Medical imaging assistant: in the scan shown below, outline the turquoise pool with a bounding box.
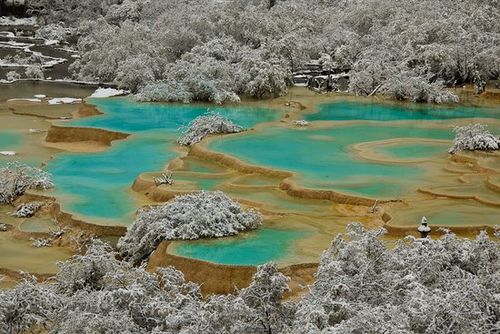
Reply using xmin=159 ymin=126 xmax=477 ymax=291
xmin=306 ymin=101 xmax=500 ymax=122
xmin=209 ymin=124 xmax=453 ymax=198
xmin=172 ymin=228 xmax=305 ymax=266
xmin=46 ymin=98 xmax=281 ymax=224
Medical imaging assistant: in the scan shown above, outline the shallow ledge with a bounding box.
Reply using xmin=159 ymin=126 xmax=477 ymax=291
xmin=147 ymin=240 xmax=317 ymax=297
xmin=45 ymin=124 xmax=129 ymax=146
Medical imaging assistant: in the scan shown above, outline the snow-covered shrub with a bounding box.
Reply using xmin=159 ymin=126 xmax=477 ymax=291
xmin=449 ymin=123 xmax=500 ymax=154
xmin=6 ymin=71 xmax=21 ymax=82
xmin=25 ymin=65 xmax=44 ymax=80
xmin=118 ymin=191 xmax=262 ymax=263
xmin=0 ymin=162 xmax=54 ymax=204
xmin=0 ymin=223 xmax=8 ymax=231
xmin=177 ymin=111 xmax=245 ymax=146
xmin=11 ymin=202 xmax=44 ymax=218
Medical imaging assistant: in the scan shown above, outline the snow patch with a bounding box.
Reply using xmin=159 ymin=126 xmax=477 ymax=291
xmin=7 ymin=98 xmax=42 ymax=103
xmin=0 ymin=151 xmax=16 ymax=156
xmin=90 ymin=87 xmax=128 ymax=98
xmin=34 ymin=94 xmax=46 ymax=99
xmin=48 ymin=97 xmax=82 ymax=105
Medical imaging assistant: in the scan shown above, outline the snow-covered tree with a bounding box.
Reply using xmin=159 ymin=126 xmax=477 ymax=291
xmin=118 ymin=191 xmax=262 ymax=264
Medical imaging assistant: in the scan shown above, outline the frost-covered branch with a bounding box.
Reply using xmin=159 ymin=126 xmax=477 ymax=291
xmin=11 ymin=201 xmax=44 ymax=218
xmin=118 ymin=191 xmax=262 ymax=263
xmin=154 ymin=172 xmax=173 ymax=186
xmin=177 ymin=111 xmax=245 ymax=146
xmin=0 ymin=162 xmax=54 ymax=204
xmin=448 ymin=123 xmax=500 ymax=154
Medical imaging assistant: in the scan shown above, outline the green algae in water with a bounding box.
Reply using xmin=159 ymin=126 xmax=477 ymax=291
xmin=306 ymin=101 xmax=500 ymax=122
xmin=172 ymin=228 xmax=305 ymax=266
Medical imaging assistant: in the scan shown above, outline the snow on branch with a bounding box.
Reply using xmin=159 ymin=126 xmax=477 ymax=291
xmin=11 ymin=202 xmax=44 ymax=218
xmin=448 ymin=123 xmax=500 ymax=154
xmin=0 ymin=162 xmax=54 ymax=204
xmin=118 ymin=191 xmax=262 ymax=263
xmin=177 ymin=111 xmax=245 ymax=146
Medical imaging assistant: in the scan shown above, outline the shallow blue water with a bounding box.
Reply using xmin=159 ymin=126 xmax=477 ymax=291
xmin=209 ymin=124 xmax=453 ymax=198
xmin=172 ymin=228 xmax=305 ymax=265
xmin=306 ymin=101 xmax=500 ymax=122
xmin=46 ymin=98 xmax=280 ymax=224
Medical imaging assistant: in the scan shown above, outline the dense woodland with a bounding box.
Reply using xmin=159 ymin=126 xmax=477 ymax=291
xmin=1 ymin=224 xmax=499 ymax=333
xmin=22 ymin=0 xmax=500 ymax=103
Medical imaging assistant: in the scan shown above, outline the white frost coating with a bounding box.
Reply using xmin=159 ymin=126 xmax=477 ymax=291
xmin=177 ymin=111 xmax=245 ymax=146
xmin=0 ymin=161 xmax=54 ymax=204
xmin=293 ymin=120 xmax=309 ymax=127
xmin=118 ymin=191 xmax=262 ymax=263
xmin=448 ymin=123 xmax=500 ymax=154
xmin=7 ymin=98 xmax=42 ymax=103
xmin=89 ymin=87 xmax=128 ymax=98
xmin=47 ymin=97 xmax=82 ymax=105
xmin=11 ymin=202 xmax=44 ymax=218
xmin=0 ymin=151 xmax=16 ymax=156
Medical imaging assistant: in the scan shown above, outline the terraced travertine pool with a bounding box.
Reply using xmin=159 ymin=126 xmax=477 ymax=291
xmin=46 ymin=98 xmax=280 ymax=224
xmin=2 ymin=97 xmax=500 ymax=266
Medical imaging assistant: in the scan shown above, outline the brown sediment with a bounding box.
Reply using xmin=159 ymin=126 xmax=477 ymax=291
xmin=189 ymin=144 xmax=292 ymax=178
xmin=45 ymin=125 xmax=129 ymax=146
xmin=77 ymin=102 xmax=102 ymax=117
xmin=44 ymin=140 xmax=111 ymax=153
xmin=486 ymin=176 xmax=500 ymax=193
xmin=0 ymin=267 xmax=52 ymax=282
xmin=450 ymin=152 xmax=495 ymax=173
xmin=147 ymin=241 xmax=317 ymax=297
xmin=280 ymin=179 xmax=396 ymax=206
